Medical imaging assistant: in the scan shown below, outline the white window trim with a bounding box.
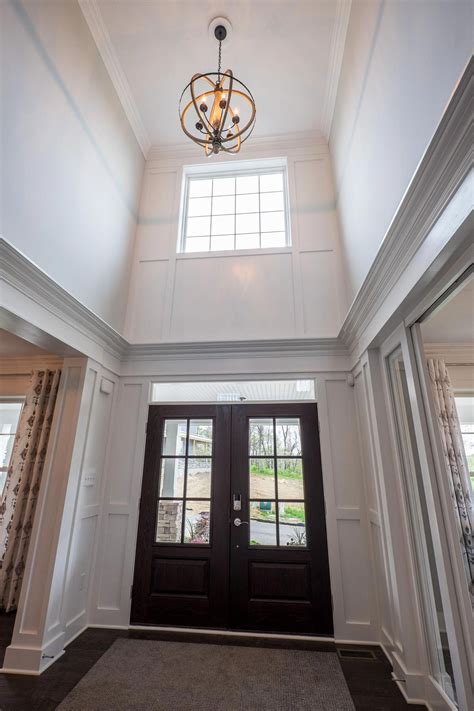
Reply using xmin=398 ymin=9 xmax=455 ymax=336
xmin=177 ymin=157 xmax=291 ymax=255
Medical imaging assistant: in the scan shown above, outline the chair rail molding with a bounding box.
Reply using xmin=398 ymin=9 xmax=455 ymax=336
xmin=339 ymin=57 xmax=473 ymax=361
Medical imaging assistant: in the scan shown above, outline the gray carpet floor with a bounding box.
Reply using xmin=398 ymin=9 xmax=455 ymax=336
xmin=57 ymin=638 xmax=355 ymax=710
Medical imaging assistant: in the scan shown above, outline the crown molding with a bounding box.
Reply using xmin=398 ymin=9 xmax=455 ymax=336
xmin=0 ymin=238 xmax=128 ymax=362
xmin=124 ymin=338 xmax=348 ymax=362
xmin=321 ymin=0 xmax=352 ymax=139
xmin=78 ymin=0 xmax=151 ymax=157
xmin=340 ymin=57 xmax=474 ymax=357
xmin=146 ymin=130 xmax=328 ymax=165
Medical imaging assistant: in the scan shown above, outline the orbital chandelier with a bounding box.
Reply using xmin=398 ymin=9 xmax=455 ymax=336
xmin=179 ymin=22 xmax=256 ymax=155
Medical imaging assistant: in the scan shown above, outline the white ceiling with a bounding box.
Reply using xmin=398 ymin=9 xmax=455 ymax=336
xmin=84 ymin=0 xmax=350 ymax=153
xmin=0 ymin=329 xmax=53 ymax=357
xmin=421 ymin=278 xmax=474 ymax=345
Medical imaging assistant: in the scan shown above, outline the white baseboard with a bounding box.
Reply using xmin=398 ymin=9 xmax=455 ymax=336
xmin=1 ymin=649 xmax=65 ymax=675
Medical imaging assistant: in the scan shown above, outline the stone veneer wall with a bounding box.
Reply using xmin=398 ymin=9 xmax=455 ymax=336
xmin=156 ymin=501 xmax=182 ymax=542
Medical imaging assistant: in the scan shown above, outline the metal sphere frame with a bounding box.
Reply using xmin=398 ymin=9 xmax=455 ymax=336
xmin=178 ymin=25 xmax=256 ymax=155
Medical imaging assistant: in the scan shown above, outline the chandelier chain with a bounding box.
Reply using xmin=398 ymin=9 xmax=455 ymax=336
xmin=217 ymin=40 xmax=222 ymax=79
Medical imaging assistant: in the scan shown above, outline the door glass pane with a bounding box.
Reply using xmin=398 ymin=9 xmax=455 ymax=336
xmin=159 ymin=458 xmax=185 ymax=497
xmin=186 ymin=458 xmax=212 ymax=498
xmin=250 ymin=501 xmax=276 ymax=546
xmin=157 ymin=417 xmax=213 ymax=546
xmin=277 ymin=458 xmax=304 ymax=499
xmin=156 ymin=500 xmax=183 ymax=543
xmin=162 ymin=420 xmax=187 ymax=455
xmin=248 ymin=417 xmax=307 ymax=548
xmin=249 ymin=458 xmax=275 ymax=498
xmin=184 ymin=500 xmax=211 ymax=543
xmin=188 ymin=419 xmax=213 ymax=455
xmin=275 ymin=418 xmax=302 ymax=456
xmin=249 ymin=419 xmax=274 ymax=456
xmin=388 ymin=348 xmax=457 ymax=703
xmin=279 ymin=502 xmax=306 ymax=547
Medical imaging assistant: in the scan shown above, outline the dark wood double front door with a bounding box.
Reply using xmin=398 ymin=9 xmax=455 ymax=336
xmin=131 ymin=403 xmax=333 ymax=635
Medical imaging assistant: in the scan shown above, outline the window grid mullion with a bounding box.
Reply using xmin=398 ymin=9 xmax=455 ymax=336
xmin=234 ymin=178 xmax=237 ymax=250
xmin=273 ymin=418 xmax=280 ymax=546
xmin=257 ymin=176 xmax=261 ymax=249
xmin=209 ymin=180 xmax=214 ymax=251
xmin=181 ymin=419 xmax=190 ymax=543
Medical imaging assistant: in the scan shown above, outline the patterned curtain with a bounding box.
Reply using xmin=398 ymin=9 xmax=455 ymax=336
xmin=0 ymin=369 xmax=61 ymax=612
xmin=427 ymin=359 xmax=474 ymax=603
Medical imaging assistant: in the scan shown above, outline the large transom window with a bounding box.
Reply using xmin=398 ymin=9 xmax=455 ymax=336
xmin=180 ymin=163 xmax=289 ymax=253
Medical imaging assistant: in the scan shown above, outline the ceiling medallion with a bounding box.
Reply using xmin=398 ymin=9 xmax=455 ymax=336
xmin=179 ymin=21 xmax=256 ymax=155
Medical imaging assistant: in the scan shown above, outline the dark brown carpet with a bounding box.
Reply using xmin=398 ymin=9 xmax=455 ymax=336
xmin=57 ymin=637 xmax=355 ymax=710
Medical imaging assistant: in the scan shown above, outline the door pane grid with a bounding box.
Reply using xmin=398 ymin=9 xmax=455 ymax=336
xmin=156 ymin=418 xmax=213 ymax=545
xmin=249 ymin=417 xmax=306 ymax=547
xmin=273 ymin=418 xmax=280 ymax=546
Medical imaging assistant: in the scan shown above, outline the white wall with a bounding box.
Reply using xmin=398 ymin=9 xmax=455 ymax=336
xmin=124 ymin=137 xmax=347 ymax=343
xmin=330 ymin=0 xmax=472 ymax=303
xmin=1 ymin=0 xmax=144 ymax=332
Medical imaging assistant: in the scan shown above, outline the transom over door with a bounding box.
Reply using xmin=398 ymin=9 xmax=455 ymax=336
xmin=131 ymin=403 xmax=333 ymax=635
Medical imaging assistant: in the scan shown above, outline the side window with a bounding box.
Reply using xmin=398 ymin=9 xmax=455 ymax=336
xmin=0 ymin=400 xmax=24 ymax=495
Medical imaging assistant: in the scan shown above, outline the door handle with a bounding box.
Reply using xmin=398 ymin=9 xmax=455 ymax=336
xmin=233 ymin=518 xmax=249 ymax=527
